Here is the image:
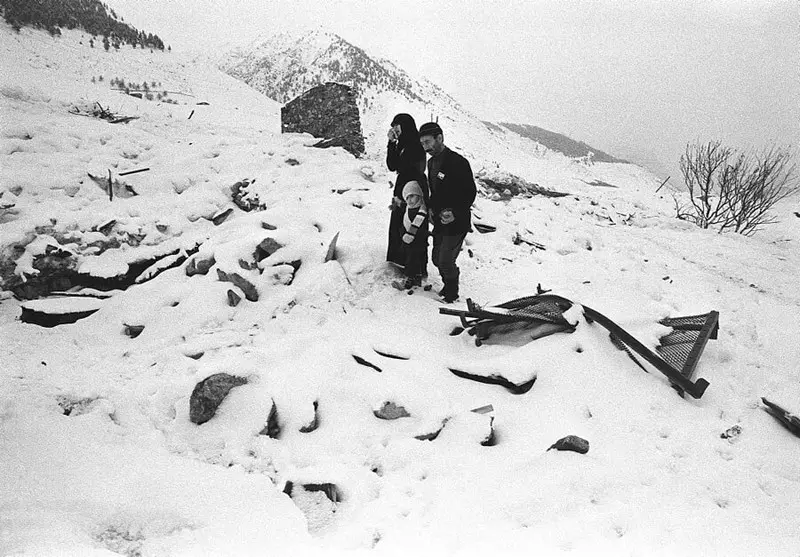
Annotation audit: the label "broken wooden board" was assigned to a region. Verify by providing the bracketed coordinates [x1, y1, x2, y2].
[473, 223, 497, 234]
[352, 354, 382, 372]
[448, 366, 536, 395]
[762, 397, 800, 438]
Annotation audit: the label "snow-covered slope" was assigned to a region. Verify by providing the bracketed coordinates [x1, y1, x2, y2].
[2, 23, 800, 557]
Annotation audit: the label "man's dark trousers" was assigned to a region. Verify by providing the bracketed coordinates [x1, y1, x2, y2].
[432, 231, 467, 298]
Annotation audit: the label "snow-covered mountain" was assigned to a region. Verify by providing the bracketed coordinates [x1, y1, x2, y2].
[218, 29, 629, 176]
[3, 18, 800, 557]
[218, 29, 473, 156]
[220, 29, 459, 109]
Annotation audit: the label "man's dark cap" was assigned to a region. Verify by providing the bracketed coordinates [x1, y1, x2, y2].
[418, 122, 443, 138]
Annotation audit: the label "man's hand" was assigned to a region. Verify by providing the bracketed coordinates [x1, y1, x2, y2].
[440, 209, 455, 225]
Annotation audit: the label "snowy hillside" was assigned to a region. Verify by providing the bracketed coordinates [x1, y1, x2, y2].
[2, 22, 800, 557]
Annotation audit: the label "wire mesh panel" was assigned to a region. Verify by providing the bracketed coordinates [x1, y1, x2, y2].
[656, 311, 719, 380]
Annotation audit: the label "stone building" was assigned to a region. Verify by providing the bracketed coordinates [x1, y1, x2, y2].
[281, 83, 365, 157]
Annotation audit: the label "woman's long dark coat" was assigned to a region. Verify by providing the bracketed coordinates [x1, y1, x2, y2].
[386, 118, 427, 266]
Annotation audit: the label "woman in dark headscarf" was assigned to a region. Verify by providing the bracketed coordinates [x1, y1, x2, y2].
[386, 113, 428, 269]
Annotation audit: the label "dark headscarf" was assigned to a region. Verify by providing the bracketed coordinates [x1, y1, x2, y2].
[391, 113, 421, 150]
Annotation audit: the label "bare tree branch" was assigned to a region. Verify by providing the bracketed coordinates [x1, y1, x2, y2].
[677, 141, 799, 236]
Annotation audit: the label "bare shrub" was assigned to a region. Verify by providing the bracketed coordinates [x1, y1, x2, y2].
[676, 141, 799, 236]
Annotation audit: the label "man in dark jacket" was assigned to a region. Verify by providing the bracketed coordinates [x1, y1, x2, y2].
[418, 122, 476, 302]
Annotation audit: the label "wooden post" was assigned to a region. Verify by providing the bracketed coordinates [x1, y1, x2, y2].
[118, 167, 150, 176]
[655, 176, 670, 193]
[188, 110, 194, 120]
[107, 169, 113, 201]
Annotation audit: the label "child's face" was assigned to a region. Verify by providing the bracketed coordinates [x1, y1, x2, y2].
[405, 194, 422, 208]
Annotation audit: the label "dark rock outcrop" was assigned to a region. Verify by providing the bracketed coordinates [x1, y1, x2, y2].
[4, 244, 78, 299]
[189, 373, 248, 425]
[281, 83, 365, 157]
[3, 235, 199, 299]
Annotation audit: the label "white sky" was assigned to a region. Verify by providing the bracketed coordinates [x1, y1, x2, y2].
[108, 0, 799, 180]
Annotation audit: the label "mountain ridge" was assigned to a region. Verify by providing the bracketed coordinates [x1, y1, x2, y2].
[496, 122, 628, 164]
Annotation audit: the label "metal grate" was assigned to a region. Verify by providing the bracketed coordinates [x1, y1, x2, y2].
[656, 311, 719, 381]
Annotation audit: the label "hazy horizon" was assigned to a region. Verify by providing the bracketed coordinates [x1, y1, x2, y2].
[106, 0, 799, 183]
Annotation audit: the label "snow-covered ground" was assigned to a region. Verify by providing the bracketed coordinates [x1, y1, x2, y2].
[2, 26, 800, 557]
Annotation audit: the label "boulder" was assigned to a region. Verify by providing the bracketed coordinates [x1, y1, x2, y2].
[189, 373, 248, 425]
[216, 269, 258, 301]
[185, 255, 215, 277]
[254, 237, 283, 262]
[548, 435, 589, 454]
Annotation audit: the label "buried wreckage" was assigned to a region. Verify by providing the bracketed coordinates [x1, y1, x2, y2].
[440, 292, 719, 400]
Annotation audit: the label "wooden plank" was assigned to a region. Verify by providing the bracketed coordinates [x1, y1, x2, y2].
[324, 232, 340, 262]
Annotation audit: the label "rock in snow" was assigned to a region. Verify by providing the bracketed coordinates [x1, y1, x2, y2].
[185, 254, 216, 277]
[216, 269, 259, 301]
[226, 288, 242, 307]
[548, 435, 590, 454]
[373, 401, 410, 420]
[189, 373, 248, 425]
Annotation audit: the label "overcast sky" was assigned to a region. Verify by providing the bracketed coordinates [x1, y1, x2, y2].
[109, 0, 799, 181]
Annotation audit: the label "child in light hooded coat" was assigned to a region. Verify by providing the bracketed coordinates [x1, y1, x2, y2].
[397, 180, 429, 289]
